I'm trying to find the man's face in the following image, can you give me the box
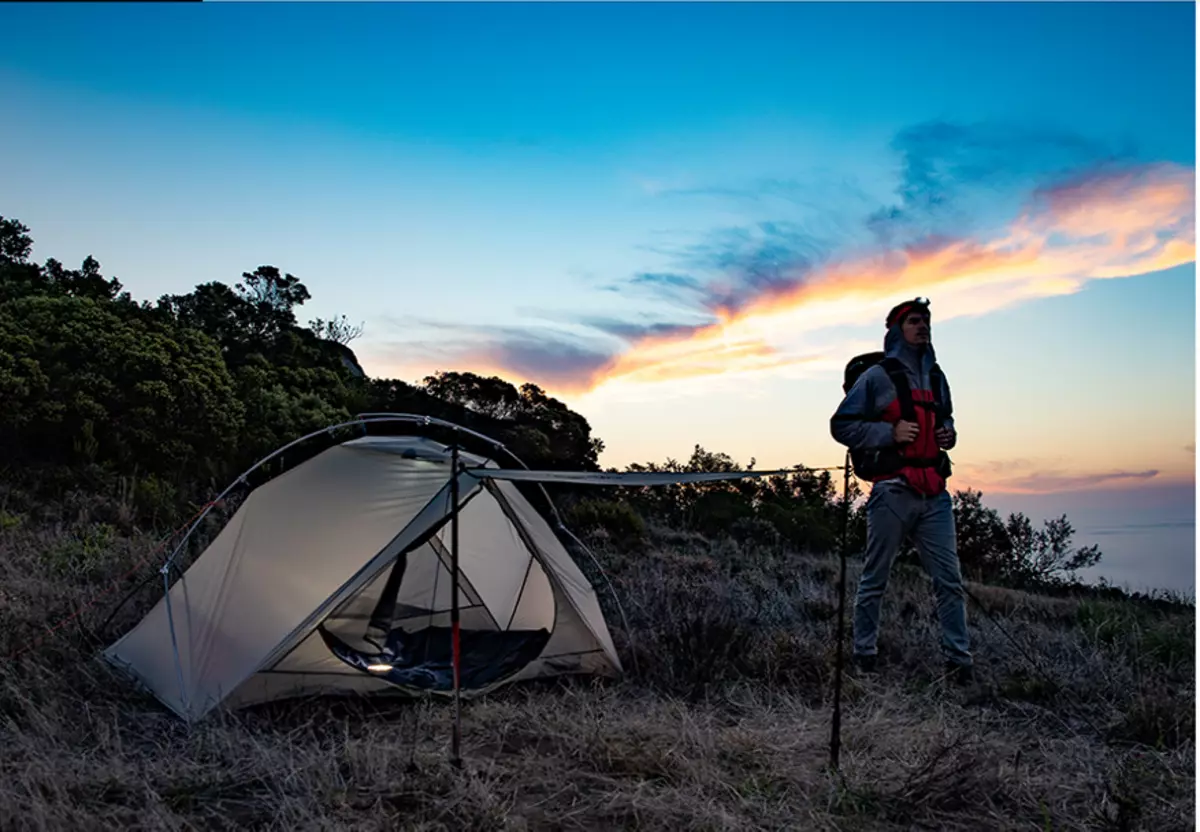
[901,311,931,346]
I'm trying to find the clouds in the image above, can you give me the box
[596,272,712,313]
[615,225,833,317]
[626,271,705,295]
[867,120,1129,245]
[376,119,1193,398]
[574,315,708,343]
[474,335,617,390]
[623,175,878,316]
[566,157,1191,394]
[953,456,1170,494]
[573,147,1192,393]
[671,221,833,316]
[1021,161,1195,263]
[370,318,620,391]
[987,468,1160,495]
[612,121,1176,320]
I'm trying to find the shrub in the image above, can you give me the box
[563,498,646,546]
[728,516,781,550]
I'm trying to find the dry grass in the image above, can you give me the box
[0,513,1194,831]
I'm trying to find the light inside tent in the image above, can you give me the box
[367,664,394,672]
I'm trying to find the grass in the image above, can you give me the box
[0,508,1194,831]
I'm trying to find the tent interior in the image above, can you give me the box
[103,426,623,722]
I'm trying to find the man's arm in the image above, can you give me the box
[830,367,896,450]
[936,370,957,449]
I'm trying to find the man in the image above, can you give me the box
[830,297,973,685]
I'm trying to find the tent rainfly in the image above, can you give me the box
[104,416,797,723]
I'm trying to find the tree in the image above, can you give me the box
[309,314,365,345]
[157,281,249,355]
[421,371,522,421]
[231,354,353,464]
[0,218,46,302]
[615,446,847,552]
[43,256,125,301]
[236,266,312,340]
[0,219,128,306]
[418,371,603,470]
[0,294,245,482]
[1004,512,1102,587]
[951,489,1012,582]
[0,216,34,264]
[951,488,1103,589]
[515,382,603,471]
[158,267,313,352]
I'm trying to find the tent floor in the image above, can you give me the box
[317,624,552,692]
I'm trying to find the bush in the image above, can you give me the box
[563,498,646,546]
[609,549,837,704]
[0,295,244,484]
[758,502,837,553]
[729,516,781,550]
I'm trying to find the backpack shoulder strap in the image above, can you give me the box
[880,357,916,423]
[930,362,952,427]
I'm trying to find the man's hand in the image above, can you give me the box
[936,426,955,449]
[893,420,919,444]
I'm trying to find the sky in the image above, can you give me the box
[1,2,1195,592]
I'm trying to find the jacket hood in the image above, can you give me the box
[884,321,937,385]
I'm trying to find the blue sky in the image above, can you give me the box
[1,2,1194,532]
[3,3,1191,154]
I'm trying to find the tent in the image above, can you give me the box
[104,417,628,722]
[104,414,805,723]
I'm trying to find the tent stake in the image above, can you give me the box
[830,454,850,772]
[450,441,463,769]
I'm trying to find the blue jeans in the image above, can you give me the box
[853,479,972,666]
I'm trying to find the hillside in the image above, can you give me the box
[0,214,1193,829]
[1,506,1193,830]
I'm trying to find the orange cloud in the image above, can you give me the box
[371,162,1193,400]
[600,327,818,386]
[576,162,1194,394]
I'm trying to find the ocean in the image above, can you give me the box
[980,483,1195,599]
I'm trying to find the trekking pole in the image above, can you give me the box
[450,440,463,769]
[829,452,851,771]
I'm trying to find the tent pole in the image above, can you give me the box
[830,453,851,772]
[450,440,463,769]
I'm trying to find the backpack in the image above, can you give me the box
[840,351,953,481]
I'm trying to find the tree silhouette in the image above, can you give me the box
[309,315,365,345]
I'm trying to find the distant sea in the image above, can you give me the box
[981,483,1195,599]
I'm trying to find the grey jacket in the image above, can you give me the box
[830,323,956,452]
